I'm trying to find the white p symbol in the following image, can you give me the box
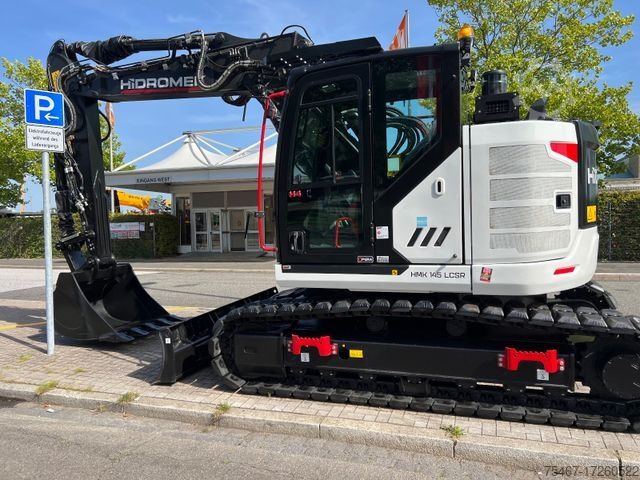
[34,95,54,120]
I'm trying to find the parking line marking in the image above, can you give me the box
[0,321,47,331]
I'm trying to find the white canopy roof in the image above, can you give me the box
[105,130,277,193]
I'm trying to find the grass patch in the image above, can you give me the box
[35,380,59,396]
[94,404,108,414]
[440,424,465,441]
[116,391,139,405]
[210,402,232,425]
[17,354,33,363]
[116,391,139,414]
[60,384,93,393]
[72,367,86,375]
[0,374,18,385]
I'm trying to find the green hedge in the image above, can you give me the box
[0,216,63,258]
[110,213,179,258]
[0,213,178,259]
[598,190,640,261]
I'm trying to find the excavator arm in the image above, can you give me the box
[46,27,381,342]
[47,29,380,271]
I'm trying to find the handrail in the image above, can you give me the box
[256,90,287,252]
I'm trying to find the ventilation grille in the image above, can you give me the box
[490,177,572,201]
[490,206,570,229]
[490,230,571,254]
[490,145,570,175]
[485,100,510,115]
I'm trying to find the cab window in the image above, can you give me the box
[291,78,361,186]
[373,56,440,189]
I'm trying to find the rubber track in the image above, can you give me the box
[209,289,640,432]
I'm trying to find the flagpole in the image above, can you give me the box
[406,9,410,48]
[405,9,412,117]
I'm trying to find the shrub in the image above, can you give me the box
[0,213,178,259]
[0,215,62,258]
[110,213,179,258]
[599,190,640,261]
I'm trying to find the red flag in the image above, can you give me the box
[105,102,116,128]
[388,11,409,50]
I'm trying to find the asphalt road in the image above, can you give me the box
[0,267,274,310]
[1,266,640,314]
[0,400,537,480]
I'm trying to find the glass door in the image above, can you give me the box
[193,209,209,252]
[209,210,222,252]
[245,210,259,251]
[227,209,260,251]
[277,63,373,265]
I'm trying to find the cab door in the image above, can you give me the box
[277,63,373,265]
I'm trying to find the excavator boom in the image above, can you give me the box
[47,27,381,341]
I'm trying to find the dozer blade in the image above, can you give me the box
[54,263,180,343]
[157,287,278,384]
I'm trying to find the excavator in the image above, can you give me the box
[47,24,640,432]
[112,190,170,213]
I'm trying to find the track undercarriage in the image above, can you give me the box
[160,282,640,433]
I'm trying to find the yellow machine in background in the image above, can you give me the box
[113,190,171,213]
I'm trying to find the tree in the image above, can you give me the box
[428,0,640,175]
[0,57,126,208]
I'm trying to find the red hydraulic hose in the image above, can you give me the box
[257,90,287,252]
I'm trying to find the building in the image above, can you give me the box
[105,129,276,254]
[602,154,640,191]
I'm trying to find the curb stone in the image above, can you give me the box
[319,416,454,457]
[2,380,638,474]
[619,450,640,474]
[0,382,36,402]
[593,273,640,282]
[219,408,323,437]
[455,434,620,478]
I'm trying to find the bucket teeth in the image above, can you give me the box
[99,331,135,343]
[128,327,150,336]
[155,318,177,326]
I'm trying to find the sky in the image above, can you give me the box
[1,0,639,210]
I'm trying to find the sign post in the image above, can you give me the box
[24,88,65,356]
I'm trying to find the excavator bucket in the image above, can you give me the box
[158,287,278,384]
[54,263,180,343]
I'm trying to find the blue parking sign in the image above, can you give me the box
[24,89,65,128]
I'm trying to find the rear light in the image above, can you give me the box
[554,266,575,275]
[550,142,578,162]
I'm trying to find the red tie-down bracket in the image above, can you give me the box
[288,335,338,357]
[498,347,565,374]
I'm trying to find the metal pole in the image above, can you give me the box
[110,130,115,214]
[608,200,613,261]
[406,9,410,48]
[42,151,55,355]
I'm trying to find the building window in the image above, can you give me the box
[176,197,191,246]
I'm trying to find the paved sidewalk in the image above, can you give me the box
[1,299,640,474]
